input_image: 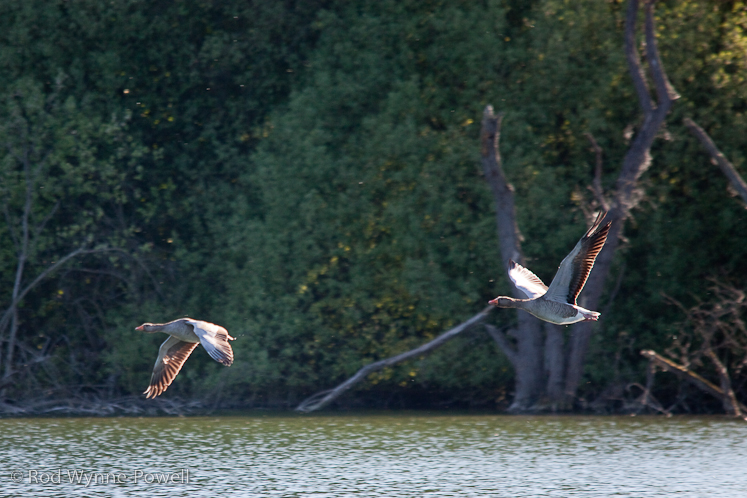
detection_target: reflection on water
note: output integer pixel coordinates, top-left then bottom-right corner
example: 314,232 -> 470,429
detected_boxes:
1,413 -> 745,497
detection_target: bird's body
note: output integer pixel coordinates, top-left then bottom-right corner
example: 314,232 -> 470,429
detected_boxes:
136,318 -> 235,398
494,295 -> 597,325
489,212 -> 612,325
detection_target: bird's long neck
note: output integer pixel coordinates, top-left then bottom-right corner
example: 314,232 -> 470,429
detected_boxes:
489,296 -> 531,309
143,320 -> 190,334
141,323 -> 166,333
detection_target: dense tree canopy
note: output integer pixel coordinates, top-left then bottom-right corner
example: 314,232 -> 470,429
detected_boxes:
0,0 -> 745,412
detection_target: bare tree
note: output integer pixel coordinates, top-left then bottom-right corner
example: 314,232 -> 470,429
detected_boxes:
561,0 -> 679,406
634,113 -> 747,417
295,0 -> 680,413
0,118 -> 108,383
647,282 -> 747,417
479,107 -> 547,411
482,0 -> 679,410
0,83 -> 133,387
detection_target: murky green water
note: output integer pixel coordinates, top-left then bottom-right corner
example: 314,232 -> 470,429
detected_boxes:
0,413 -> 745,497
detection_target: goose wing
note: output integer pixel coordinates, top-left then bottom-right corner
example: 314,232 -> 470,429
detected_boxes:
144,335 -> 199,399
508,260 -> 548,299
185,319 -> 235,366
543,211 -> 611,305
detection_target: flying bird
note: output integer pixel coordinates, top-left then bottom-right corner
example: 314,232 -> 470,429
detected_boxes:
136,318 -> 235,398
489,211 -> 611,325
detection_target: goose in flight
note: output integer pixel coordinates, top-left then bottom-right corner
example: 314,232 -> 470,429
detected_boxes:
136,318 -> 235,398
489,211 -> 612,325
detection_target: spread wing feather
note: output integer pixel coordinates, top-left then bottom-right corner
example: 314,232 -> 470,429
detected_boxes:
186,319 -> 235,366
543,211 -> 611,305
508,260 -> 548,299
144,336 -> 199,399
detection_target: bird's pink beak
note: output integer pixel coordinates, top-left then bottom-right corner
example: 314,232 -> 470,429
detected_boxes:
135,325 -> 144,331
488,298 -> 499,305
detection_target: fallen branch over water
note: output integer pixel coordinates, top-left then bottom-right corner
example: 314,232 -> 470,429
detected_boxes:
296,306 -> 494,413
640,349 -> 747,417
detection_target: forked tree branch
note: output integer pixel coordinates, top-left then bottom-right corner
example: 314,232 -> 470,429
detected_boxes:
564,0 -> 679,402
479,106 -> 544,411
0,246 -> 110,335
643,1 -> 680,102
625,0 -> 653,114
480,107 -> 523,267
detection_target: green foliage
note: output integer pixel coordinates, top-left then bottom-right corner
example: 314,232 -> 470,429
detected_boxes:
0,0 -> 332,400
212,0 -> 525,403
0,0 -> 745,410
0,76 -> 150,392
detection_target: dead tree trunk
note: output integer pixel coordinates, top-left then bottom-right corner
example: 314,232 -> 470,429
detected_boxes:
479,107 -> 545,411
543,323 -> 566,409
705,349 -> 743,417
295,0 -> 680,414
562,0 -> 679,406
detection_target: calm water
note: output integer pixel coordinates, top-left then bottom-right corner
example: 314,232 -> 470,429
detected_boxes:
0,413 -> 745,497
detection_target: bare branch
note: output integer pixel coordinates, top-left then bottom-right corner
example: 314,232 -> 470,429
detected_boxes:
2,242 -> 89,378
295,306 -> 494,412
625,0 -> 653,115
484,324 -> 517,367
480,106 -> 545,410
684,117 -> 747,205
641,349 -> 747,416
0,246 -> 110,335
628,361 -> 669,415
480,107 -> 546,410
565,0 -> 679,402
480,106 -> 522,267
33,201 -> 60,242
644,1 -> 680,102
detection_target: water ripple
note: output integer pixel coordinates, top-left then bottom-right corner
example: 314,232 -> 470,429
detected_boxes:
1,414 -> 745,497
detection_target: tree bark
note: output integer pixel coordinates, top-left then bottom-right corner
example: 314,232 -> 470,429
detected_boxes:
563,0 -> 679,406
543,323 -> 565,410
480,108 -> 522,265
705,349 -> 742,417
480,106 -> 545,411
